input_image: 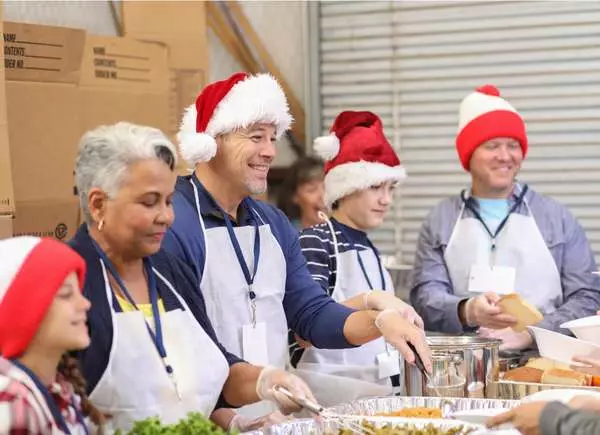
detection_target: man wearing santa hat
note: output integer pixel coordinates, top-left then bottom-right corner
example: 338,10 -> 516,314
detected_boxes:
162,72 -> 430,424
410,85 -> 600,351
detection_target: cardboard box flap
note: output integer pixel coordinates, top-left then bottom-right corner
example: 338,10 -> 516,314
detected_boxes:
3,21 -> 85,84
79,35 -> 169,93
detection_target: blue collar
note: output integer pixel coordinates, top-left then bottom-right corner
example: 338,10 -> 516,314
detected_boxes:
331,218 -> 369,244
176,175 -> 254,226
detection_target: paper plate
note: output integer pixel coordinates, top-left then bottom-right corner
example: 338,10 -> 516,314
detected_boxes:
561,316 -> 600,345
528,326 -> 600,366
521,388 -> 600,404
452,408 -> 512,429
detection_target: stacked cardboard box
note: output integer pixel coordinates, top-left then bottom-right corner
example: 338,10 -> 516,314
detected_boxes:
1,21 -> 171,240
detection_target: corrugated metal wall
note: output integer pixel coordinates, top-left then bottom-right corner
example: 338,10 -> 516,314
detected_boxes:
318,0 -> 600,264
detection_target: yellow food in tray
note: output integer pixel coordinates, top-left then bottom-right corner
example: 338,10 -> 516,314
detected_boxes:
338,421 -> 474,435
377,407 -> 443,418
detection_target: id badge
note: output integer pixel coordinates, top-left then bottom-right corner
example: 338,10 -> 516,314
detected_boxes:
242,322 -> 269,366
376,348 -> 401,379
468,264 -> 516,295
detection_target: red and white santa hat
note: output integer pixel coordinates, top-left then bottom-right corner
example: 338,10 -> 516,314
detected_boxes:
177,71 -> 293,166
456,84 -> 528,170
0,237 -> 86,358
314,111 -> 406,208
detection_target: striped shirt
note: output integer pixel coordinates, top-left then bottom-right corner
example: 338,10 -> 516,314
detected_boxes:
0,358 -> 87,434
289,218 -> 377,366
298,220 -> 374,296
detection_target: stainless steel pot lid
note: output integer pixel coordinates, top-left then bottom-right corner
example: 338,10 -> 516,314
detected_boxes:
426,335 -> 502,349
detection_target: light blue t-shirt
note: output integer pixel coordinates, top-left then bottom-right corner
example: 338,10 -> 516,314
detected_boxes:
474,197 -> 509,233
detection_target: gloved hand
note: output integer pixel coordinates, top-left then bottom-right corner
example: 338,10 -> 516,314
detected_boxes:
462,292 -> 517,329
478,327 -> 533,351
228,411 -> 290,432
375,308 -> 432,372
294,333 -> 312,349
256,366 -> 317,415
571,355 -> 600,374
364,290 -> 424,329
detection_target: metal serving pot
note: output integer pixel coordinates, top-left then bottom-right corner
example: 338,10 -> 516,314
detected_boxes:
405,336 -> 501,398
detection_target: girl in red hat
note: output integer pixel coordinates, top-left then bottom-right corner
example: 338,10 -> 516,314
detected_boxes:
0,236 -> 101,434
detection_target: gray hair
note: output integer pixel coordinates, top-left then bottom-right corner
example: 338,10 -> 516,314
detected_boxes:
75,121 -> 178,224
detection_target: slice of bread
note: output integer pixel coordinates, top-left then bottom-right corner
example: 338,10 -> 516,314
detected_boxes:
541,368 -> 591,386
498,293 -> 543,332
503,366 -> 544,383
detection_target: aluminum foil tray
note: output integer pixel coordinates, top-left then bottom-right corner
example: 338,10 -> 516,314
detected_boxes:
244,416 -> 493,435
243,397 -> 521,435
328,396 -> 520,415
497,380 -> 600,400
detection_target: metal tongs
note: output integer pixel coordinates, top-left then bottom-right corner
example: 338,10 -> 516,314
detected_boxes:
407,342 -> 441,396
273,385 -> 374,435
407,343 -> 455,418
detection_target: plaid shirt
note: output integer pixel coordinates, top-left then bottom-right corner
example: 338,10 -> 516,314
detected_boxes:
0,358 -> 88,434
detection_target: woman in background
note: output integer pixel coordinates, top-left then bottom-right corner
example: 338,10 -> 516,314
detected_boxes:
277,156 -> 325,230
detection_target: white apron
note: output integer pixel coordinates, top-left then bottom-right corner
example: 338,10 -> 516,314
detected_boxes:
296,220 -> 394,407
445,188 -> 562,314
89,260 -> 230,432
191,181 -> 287,418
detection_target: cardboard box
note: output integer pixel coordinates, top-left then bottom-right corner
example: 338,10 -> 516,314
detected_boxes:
121,1 -> 208,70
11,199 -> 79,241
122,1 -> 209,138
3,21 -> 170,239
0,9 -> 14,216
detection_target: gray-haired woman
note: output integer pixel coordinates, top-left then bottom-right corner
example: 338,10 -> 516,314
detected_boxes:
68,122 -> 315,432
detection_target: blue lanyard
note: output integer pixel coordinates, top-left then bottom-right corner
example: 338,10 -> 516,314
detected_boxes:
337,224 -> 385,291
461,184 -> 528,252
222,207 -> 261,323
12,360 -> 88,435
191,173 -> 261,320
92,242 -> 173,377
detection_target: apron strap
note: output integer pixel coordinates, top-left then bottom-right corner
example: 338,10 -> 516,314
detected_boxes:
318,211 -> 340,296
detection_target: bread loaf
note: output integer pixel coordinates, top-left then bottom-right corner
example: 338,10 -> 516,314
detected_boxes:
541,368 -> 591,386
498,293 -> 543,332
503,366 -> 544,383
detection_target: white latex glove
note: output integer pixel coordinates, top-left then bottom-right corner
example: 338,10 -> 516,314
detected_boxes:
364,290 -> 424,329
463,292 -> 517,329
375,308 -> 432,372
256,366 -> 317,415
478,326 -> 533,351
227,411 -> 289,432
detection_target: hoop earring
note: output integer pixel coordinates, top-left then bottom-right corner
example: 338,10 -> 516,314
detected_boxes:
98,219 -> 105,232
